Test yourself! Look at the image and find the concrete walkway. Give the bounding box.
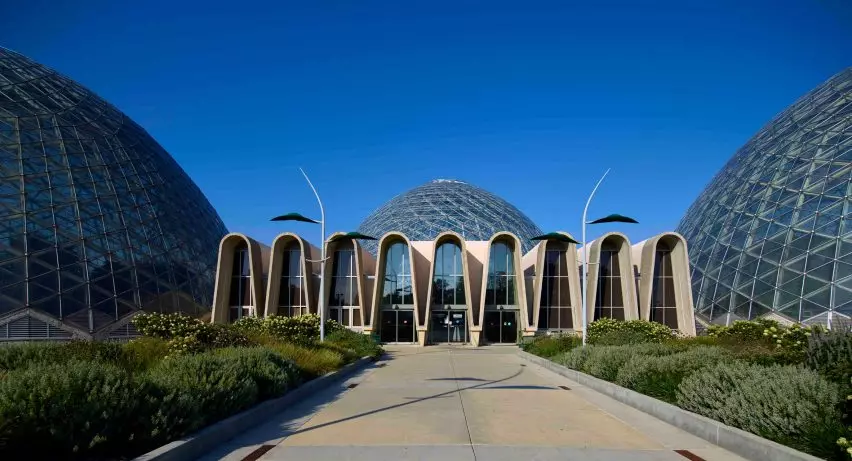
[200,346,746,461]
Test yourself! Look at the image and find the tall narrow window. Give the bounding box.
[382,242,413,306]
[595,243,625,320]
[433,241,465,305]
[278,242,306,317]
[485,241,516,306]
[228,242,253,322]
[651,243,678,328]
[329,243,361,327]
[539,245,573,329]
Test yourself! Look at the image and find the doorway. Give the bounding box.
[429,310,468,344]
[379,310,415,343]
[483,310,518,344]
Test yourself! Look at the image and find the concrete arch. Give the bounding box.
[584,232,639,324]
[265,233,318,318]
[529,232,583,332]
[211,233,266,323]
[636,232,696,335]
[423,231,474,345]
[477,232,530,339]
[322,232,375,330]
[366,232,420,340]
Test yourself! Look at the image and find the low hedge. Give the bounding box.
[677,362,844,459]
[520,333,582,357]
[586,318,676,345]
[614,346,730,403]
[213,347,301,399]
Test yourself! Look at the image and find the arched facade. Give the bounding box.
[265,233,317,318]
[530,233,583,332]
[479,232,528,344]
[367,232,419,343]
[637,233,696,335]
[585,232,639,324]
[323,233,374,330]
[424,232,474,345]
[211,233,266,323]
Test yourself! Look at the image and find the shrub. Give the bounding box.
[586,318,676,345]
[132,312,251,352]
[122,337,170,372]
[214,347,299,399]
[677,362,844,459]
[0,361,151,459]
[269,342,346,379]
[583,346,636,381]
[707,318,780,342]
[0,341,126,372]
[807,328,852,387]
[555,345,593,370]
[615,346,730,403]
[520,333,582,357]
[326,329,383,359]
[144,352,259,440]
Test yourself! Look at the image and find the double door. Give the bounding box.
[380,310,415,343]
[429,310,468,344]
[483,310,518,344]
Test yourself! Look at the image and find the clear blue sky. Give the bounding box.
[3,0,851,247]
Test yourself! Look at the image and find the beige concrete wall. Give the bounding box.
[264,233,316,318]
[521,242,540,329]
[465,241,488,331]
[410,240,434,331]
[583,232,639,325]
[636,232,697,336]
[211,233,268,323]
[477,233,531,339]
[365,232,420,336]
[423,232,475,345]
[530,233,584,331]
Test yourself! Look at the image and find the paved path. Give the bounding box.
[201,346,746,461]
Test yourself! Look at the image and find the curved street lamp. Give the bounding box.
[581,169,638,346]
[271,169,375,342]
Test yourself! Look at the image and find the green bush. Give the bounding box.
[122,337,170,372]
[268,342,346,379]
[132,313,251,352]
[677,362,844,459]
[707,318,780,342]
[214,347,299,399]
[555,345,593,370]
[586,318,676,345]
[520,333,582,357]
[144,352,259,440]
[326,329,383,359]
[615,346,730,403]
[583,346,636,381]
[0,341,126,372]
[0,361,152,459]
[807,328,852,387]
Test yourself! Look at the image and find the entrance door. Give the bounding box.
[380,310,415,343]
[430,310,467,344]
[483,310,518,343]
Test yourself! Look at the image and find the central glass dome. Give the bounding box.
[357,179,543,255]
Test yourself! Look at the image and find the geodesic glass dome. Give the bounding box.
[0,48,228,339]
[677,67,852,327]
[357,179,543,255]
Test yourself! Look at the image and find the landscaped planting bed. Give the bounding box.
[520,318,851,460]
[0,313,382,460]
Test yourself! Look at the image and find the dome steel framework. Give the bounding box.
[0,48,228,338]
[677,68,852,326]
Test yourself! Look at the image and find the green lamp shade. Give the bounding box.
[588,214,639,225]
[530,233,581,245]
[329,231,378,242]
[270,213,320,224]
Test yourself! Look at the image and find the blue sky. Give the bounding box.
[3,0,851,246]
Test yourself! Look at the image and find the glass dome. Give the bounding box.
[677,67,852,327]
[357,179,543,255]
[0,48,228,338]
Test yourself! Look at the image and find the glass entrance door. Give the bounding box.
[483,311,518,343]
[380,310,415,343]
[429,310,468,344]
